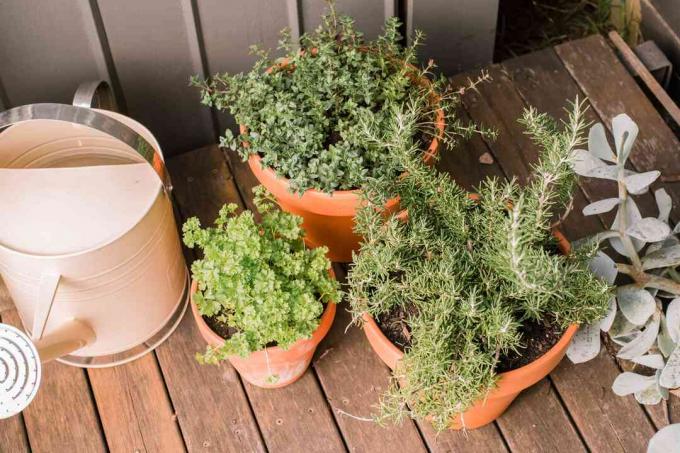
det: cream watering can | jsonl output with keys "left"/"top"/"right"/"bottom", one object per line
{"left": 0, "top": 82, "right": 189, "bottom": 418}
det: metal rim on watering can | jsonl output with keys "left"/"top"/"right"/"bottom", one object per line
{"left": 0, "top": 102, "right": 172, "bottom": 192}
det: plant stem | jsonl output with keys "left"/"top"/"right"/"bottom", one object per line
{"left": 617, "top": 169, "right": 643, "bottom": 269}
{"left": 616, "top": 263, "right": 680, "bottom": 294}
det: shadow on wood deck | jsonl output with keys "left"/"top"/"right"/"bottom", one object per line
{"left": 1, "top": 34, "right": 679, "bottom": 452}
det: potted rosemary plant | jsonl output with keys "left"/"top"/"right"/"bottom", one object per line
{"left": 348, "top": 100, "right": 611, "bottom": 430}
{"left": 191, "top": 2, "right": 471, "bottom": 262}
{"left": 183, "top": 186, "right": 340, "bottom": 388}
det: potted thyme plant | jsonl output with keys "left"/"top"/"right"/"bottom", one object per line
{"left": 183, "top": 186, "right": 340, "bottom": 388}
{"left": 348, "top": 100, "right": 611, "bottom": 430}
{"left": 191, "top": 1, "right": 476, "bottom": 262}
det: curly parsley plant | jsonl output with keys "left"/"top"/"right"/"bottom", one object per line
{"left": 183, "top": 186, "right": 340, "bottom": 362}
{"left": 192, "top": 2, "right": 461, "bottom": 194}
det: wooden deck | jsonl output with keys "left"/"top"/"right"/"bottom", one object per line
{"left": 2, "top": 34, "right": 680, "bottom": 452}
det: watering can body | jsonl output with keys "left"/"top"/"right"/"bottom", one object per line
{"left": 0, "top": 90, "right": 188, "bottom": 368}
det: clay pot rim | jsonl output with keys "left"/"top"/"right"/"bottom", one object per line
{"left": 360, "top": 222, "right": 576, "bottom": 398}
{"left": 362, "top": 313, "right": 577, "bottom": 398}
{"left": 190, "top": 267, "right": 337, "bottom": 359}
{"left": 241, "top": 52, "right": 445, "bottom": 201}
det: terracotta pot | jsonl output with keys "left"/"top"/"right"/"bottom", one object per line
{"left": 361, "top": 228, "right": 576, "bottom": 429}
{"left": 190, "top": 279, "right": 336, "bottom": 388}
{"left": 245, "top": 63, "right": 445, "bottom": 262}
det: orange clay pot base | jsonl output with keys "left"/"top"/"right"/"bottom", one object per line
{"left": 190, "top": 278, "right": 336, "bottom": 389}
{"left": 361, "top": 224, "right": 577, "bottom": 430}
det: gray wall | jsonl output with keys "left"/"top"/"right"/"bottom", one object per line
{"left": 0, "top": 0, "right": 498, "bottom": 156}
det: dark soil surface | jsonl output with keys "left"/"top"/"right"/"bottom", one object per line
{"left": 496, "top": 315, "right": 564, "bottom": 372}
{"left": 204, "top": 315, "right": 237, "bottom": 340}
{"left": 376, "top": 303, "right": 564, "bottom": 373}
{"left": 376, "top": 303, "right": 420, "bottom": 350}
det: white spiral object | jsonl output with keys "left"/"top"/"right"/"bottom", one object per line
{"left": 0, "top": 323, "right": 41, "bottom": 418}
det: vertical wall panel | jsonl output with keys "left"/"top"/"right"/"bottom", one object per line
{"left": 196, "top": 0, "right": 289, "bottom": 135}
{"left": 409, "top": 0, "right": 498, "bottom": 74}
{"left": 0, "top": 0, "right": 110, "bottom": 106}
{"left": 96, "top": 0, "right": 214, "bottom": 156}
{"left": 301, "top": 0, "right": 391, "bottom": 39}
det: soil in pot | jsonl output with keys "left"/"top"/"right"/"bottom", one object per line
{"left": 376, "top": 303, "right": 565, "bottom": 373}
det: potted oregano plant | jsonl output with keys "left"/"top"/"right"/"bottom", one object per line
{"left": 566, "top": 114, "right": 680, "bottom": 446}
{"left": 348, "top": 100, "right": 611, "bottom": 430}
{"left": 191, "top": 1, "right": 474, "bottom": 262}
{"left": 183, "top": 186, "right": 340, "bottom": 388}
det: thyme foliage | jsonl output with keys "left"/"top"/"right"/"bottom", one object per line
{"left": 183, "top": 186, "right": 340, "bottom": 361}
{"left": 348, "top": 99, "right": 611, "bottom": 430}
{"left": 191, "top": 2, "right": 464, "bottom": 194}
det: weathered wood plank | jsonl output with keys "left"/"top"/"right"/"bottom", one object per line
{"left": 436, "top": 89, "right": 506, "bottom": 191}
{"left": 159, "top": 147, "right": 266, "bottom": 453}
{"left": 500, "top": 45, "right": 661, "bottom": 451}
{"left": 87, "top": 353, "right": 185, "bottom": 453}
{"left": 313, "top": 265, "right": 429, "bottom": 453}
{"left": 550, "top": 351, "right": 658, "bottom": 451}
{"left": 555, "top": 35, "right": 680, "bottom": 221}
{"left": 0, "top": 312, "right": 31, "bottom": 453}
{"left": 244, "top": 373, "right": 346, "bottom": 453}
{"left": 166, "top": 145, "right": 345, "bottom": 453}
{"left": 417, "top": 421, "right": 509, "bottom": 453}
{"left": 2, "top": 309, "right": 107, "bottom": 453}
{"left": 496, "top": 379, "right": 587, "bottom": 453}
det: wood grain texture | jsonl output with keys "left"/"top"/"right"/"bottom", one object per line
{"left": 166, "top": 145, "right": 345, "bottom": 453}
{"left": 497, "top": 380, "right": 586, "bottom": 453}
{"left": 244, "top": 373, "right": 346, "bottom": 453}
{"left": 96, "top": 0, "right": 215, "bottom": 156}
{"left": 550, "top": 352, "right": 657, "bottom": 452}
{"left": 556, "top": 35, "right": 680, "bottom": 221}
{"left": 314, "top": 265, "right": 429, "bottom": 453}
{"left": 160, "top": 147, "right": 266, "bottom": 453}
{"left": 2, "top": 309, "right": 107, "bottom": 453}
{"left": 607, "top": 31, "right": 680, "bottom": 128}
{"left": 417, "top": 421, "right": 509, "bottom": 453}
{"left": 87, "top": 353, "right": 185, "bottom": 453}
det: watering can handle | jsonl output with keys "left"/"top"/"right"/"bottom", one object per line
{"left": 0, "top": 84, "right": 172, "bottom": 192}
{"left": 73, "top": 80, "right": 118, "bottom": 111}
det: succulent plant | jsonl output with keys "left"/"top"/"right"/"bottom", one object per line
{"left": 567, "top": 113, "right": 680, "bottom": 406}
